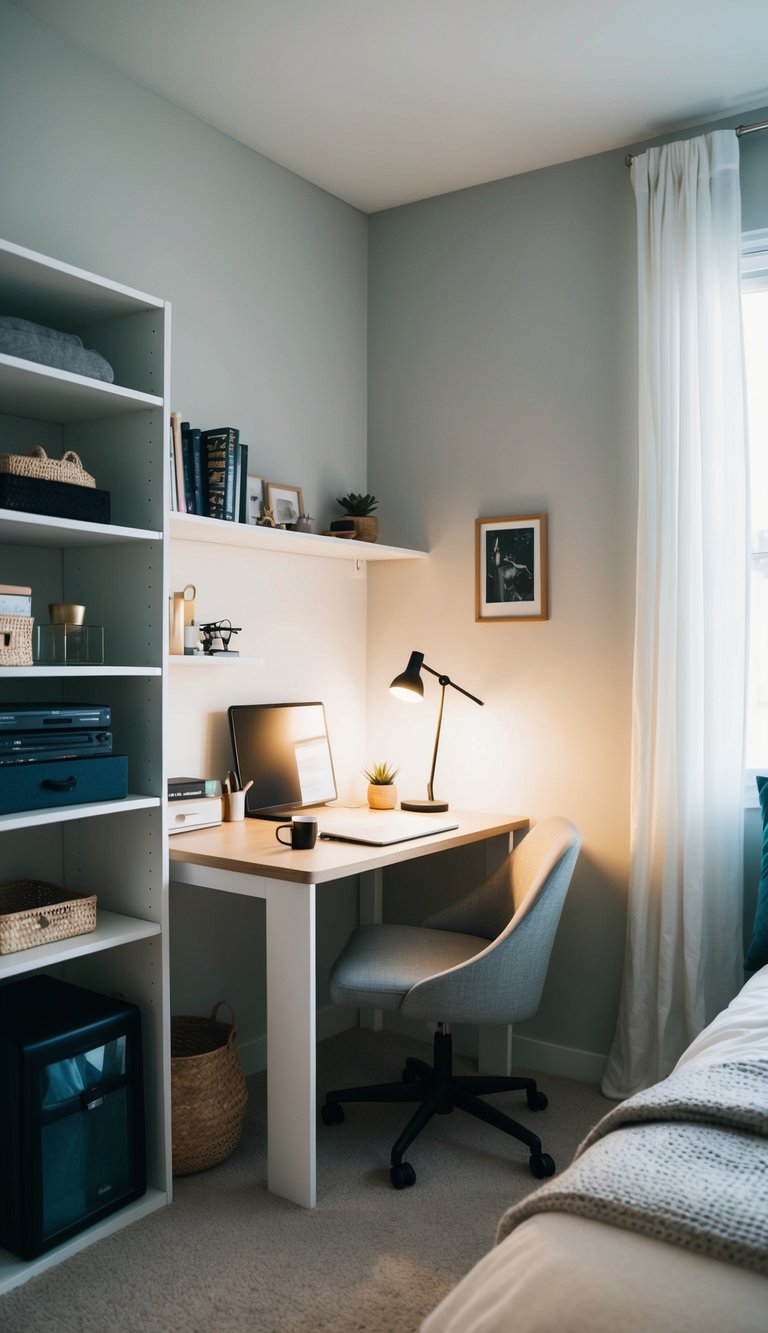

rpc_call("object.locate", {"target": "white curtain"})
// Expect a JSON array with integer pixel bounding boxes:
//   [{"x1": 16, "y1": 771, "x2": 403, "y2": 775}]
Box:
[{"x1": 603, "y1": 131, "x2": 749, "y2": 1099}]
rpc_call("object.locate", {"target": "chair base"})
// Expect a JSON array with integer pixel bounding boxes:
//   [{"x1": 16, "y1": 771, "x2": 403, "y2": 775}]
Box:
[{"x1": 321, "y1": 1028, "x2": 556, "y2": 1187}]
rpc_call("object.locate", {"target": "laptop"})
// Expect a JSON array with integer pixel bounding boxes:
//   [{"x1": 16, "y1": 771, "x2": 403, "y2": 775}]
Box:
[{"x1": 318, "y1": 811, "x2": 458, "y2": 846}]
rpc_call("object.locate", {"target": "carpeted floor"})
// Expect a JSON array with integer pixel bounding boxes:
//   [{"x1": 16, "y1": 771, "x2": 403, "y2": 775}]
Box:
[{"x1": 0, "y1": 1029, "x2": 609, "y2": 1333}]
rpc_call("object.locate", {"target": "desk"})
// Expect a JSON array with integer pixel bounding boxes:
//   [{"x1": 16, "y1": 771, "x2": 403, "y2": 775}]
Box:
[{"x1": 169, "y1": 808, "x2": 528, "y2": 1208}]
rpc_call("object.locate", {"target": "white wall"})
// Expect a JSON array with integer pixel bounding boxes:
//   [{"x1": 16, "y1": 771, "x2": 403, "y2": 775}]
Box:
[{"x1": 0, "y1": 0, "x2": 368, "y2": 1061}]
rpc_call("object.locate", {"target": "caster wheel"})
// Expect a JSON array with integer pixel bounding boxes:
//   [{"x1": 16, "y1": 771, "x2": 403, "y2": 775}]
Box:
[
  {"x1": 527, "y1": 1089, "x2": 548, "y2": 1111},
  {"x1": 529, "y1": 1152, "x2": 555, "y2": 1179},
  {"x1": 321, "y1": 1102, "x2": 344, "y2": 1125},
  {"x1": 390, "y1": 1161, "x2": 416, "y2": 1190}
]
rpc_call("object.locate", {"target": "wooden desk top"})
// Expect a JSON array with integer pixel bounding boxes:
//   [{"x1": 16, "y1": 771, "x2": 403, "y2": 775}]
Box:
[{"x1": 168, "y1": 808, "x2": 529, "y2": 885}]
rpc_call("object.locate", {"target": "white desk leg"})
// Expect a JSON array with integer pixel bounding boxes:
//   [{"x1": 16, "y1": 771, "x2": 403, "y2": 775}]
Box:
[
  {"x1": 265, "y1": 880, "x2": 317, "y2": 1207},
  {"x1": 358, "y1": 868, "x2": 383, "y2": 1032}
]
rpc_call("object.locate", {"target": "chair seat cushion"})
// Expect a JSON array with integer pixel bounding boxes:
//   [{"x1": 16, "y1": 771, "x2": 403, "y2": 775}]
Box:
[{"x1": 329, "y1": 922, "x2": 489, "y2": 1011}]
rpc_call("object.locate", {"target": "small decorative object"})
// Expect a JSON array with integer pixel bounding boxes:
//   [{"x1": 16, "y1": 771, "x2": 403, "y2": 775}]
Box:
[
  {"x1": 246, "y1": 474, "x2": 265, "y2": 524},
  {"x1": 170, "y1": 1001, "x2": 248, "y2": 1175},
  {"x1": 336, "y1": 492, "x2": 379, "y2": 542},
  {"x1": 48, "y1": 602, "x2": 86, "y2": 625},
  {"x1": 36, "y1": 622, "x2": 104, "y2": 666},
  {"x1": 257, "y1": 508, "x2": 277, "y2": 527},
  {"x1": 364, "y1": 761, "x2": 399, "y2": 810},
  {"x1": 198, "y1": 619, "x2": 242, "y2": 656},
  {"x1": 475, "y1": 515, "x2": 549, "y2": 622},
  {"x1": 293, "y1": 514, "x2": 313, "y2": 534},
  {"x1": 0, "y1": 446, "x2": 96, "y2": 488},
  {"x1": 266, "y1": 482, "x2": 304, "y2": 528}
]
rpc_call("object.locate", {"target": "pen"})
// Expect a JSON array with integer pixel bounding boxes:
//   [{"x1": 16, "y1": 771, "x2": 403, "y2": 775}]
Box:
[{"x1": 242, "y1": 780, "x2": 253, "y2": 794}]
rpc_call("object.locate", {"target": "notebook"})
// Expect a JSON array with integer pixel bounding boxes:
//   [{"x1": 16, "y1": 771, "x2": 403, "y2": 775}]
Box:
[{"x1": 318, "y1": 812, "x2": 459, "y2": 847}]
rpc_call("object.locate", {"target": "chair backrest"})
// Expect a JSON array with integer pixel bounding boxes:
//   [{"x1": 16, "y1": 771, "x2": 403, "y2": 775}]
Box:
[{"x1": 401, "y1": 816, "x2": 581, "y2": 1025}]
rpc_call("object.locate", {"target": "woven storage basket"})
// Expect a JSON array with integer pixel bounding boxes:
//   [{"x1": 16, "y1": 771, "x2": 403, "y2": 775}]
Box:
[
  {"x1": 0, "y1": 614, "x2": 33, "y2": 666},
  {"x1": 0, "y1": 446, "x2": 95, "y2": 488},
  {"x1": 0, "y1": 879, "x2": 97, "y2": 955},
  {"x1": 171, "y1": 1001, "x2": 248, "y2": 1175}
]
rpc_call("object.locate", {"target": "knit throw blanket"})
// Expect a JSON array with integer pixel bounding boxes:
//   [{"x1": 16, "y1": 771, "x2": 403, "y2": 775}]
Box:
[{"x1": 496, "y1": 1060, "x2": 768, "y2": 1276}]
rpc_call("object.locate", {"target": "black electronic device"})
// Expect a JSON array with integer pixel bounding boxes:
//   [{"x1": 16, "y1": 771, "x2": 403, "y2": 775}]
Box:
[
  {"x1": 228, "y1": 701, "x2": 337, "y2": 819},
  {"x1": 0, "y1": 703, "x2": 112, "y2": 732},
  {"x1": 0, "y1": 729, "x2": 113, "y2": 764},
  {"x1": 0, "y1": 975, "x2": 146, "y2": 1260}
]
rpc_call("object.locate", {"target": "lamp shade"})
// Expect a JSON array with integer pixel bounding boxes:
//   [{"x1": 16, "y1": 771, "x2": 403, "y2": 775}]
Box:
[{"x1": 389, "y1": 651, "x2": 425, "y2": 701}]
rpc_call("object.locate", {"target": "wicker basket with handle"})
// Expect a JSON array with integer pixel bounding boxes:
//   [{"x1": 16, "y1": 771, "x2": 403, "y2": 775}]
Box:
[
  {"x1": 171, "y1": 1001, "x2": 248, "y2": 1175},
  {"x1": 0, "y1": 879, "x2": 97, "y2": 954},
  {"x1": 0, "y1": 445, "x2": 95, "y2": 488}
]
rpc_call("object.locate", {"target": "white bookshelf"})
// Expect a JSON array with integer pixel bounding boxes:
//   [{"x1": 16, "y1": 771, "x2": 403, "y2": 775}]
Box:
[{"x1": 0, "y1": 238, "x2": 171, "y2": 1293}]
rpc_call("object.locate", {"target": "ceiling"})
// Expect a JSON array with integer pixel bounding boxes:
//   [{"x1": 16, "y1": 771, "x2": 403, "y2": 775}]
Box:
[{"x1": 10, "y1": 0, "x2": 768, "y2": 213}]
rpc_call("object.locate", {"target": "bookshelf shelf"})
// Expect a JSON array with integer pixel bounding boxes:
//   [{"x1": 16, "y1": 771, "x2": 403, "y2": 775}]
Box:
[{"x1": 170, "y1": 511, "x2": 427, "y2": 561}]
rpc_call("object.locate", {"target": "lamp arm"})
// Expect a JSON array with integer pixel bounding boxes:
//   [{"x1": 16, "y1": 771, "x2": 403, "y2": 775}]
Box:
[
  {"x1": 427, "y1": 680, "x2": 447, "y2": 803},
  {"x1": 422, "y1": 663, "x2": 484, "y2": 708}
]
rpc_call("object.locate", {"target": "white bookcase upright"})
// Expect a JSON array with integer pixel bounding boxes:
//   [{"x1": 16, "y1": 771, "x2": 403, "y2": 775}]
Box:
[{"x1": 0, "y1": 239, "x2": 170, "y2": 1294}]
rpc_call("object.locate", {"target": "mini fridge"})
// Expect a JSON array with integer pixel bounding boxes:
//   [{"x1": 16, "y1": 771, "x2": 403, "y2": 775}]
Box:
[{"x1": 0, "y1": 974, "x2": 146, "y2": 1260}]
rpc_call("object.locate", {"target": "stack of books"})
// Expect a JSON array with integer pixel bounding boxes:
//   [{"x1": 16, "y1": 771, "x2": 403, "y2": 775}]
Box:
[
  {"x1": 169, "y1": 413, "x2": 249, "y2": 522},
  {"x1": 0, "y1": 582, "x2": 32, "y2": 619}
]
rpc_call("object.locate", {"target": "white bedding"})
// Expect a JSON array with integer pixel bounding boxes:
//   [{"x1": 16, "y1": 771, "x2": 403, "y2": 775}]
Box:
[{"x1": 422, "y1": 965, "x2": 768, "y2": 1333}]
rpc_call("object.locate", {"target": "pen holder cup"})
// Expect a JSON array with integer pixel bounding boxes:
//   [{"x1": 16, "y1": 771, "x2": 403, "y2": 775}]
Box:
[{"x1": 222, "y1": 791, "x2": 246, "y2": 822}]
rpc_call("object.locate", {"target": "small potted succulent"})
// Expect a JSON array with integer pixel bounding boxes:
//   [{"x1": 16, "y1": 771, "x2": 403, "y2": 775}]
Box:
[
  {"x1": 363, "y1": 761, "x2": 399, "y2": 810},
  {"x1": 333, "y1": 492, "x2": 379, "y2": 543}
]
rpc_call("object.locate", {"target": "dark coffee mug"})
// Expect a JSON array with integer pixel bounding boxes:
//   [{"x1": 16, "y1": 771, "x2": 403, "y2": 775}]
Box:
[{"x1": 276, "y1": 816, "x2": 318, "y2": 850}]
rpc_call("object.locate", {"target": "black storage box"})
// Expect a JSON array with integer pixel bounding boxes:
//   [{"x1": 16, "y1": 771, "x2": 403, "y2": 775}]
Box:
[
  {"x1": 0, "y1": 975, "x2": 146, "y2": 1260},
  {"x1": 0, "y1": 754, "x2": 128, "y2": 815},
  {"x1": 0, "y1": 474, "x2": 110, "y2": 525}
]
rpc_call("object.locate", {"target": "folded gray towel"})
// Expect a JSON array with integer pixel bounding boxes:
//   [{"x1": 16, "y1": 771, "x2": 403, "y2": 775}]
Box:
[{"x1": 0, "y1": 314, "x2": 115, "y2": 383}]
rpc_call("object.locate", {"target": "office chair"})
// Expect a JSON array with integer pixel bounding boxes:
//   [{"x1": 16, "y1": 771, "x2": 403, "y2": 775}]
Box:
[{"x1": 321, "y1": 816, "x2": 580, "y2": 1189}]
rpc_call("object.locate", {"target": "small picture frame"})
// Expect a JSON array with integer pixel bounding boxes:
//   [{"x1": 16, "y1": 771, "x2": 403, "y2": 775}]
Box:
[
  {"x1": 246, "y1": 475, "x2": 265, "y2": 524},
  {"x1": 266, "y1": 482, "x2": 304, "y2": 528},
  {"x1": 475, "y1": 515, "x2": 548, "y2": 622}
]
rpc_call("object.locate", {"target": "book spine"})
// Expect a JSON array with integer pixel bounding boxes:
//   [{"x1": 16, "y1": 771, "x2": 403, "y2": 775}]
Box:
[
  {"x1": 189, "y1": 428, "x2": 205, "y2": 516},
  {"x1": 237, "y1": 443, "x2": 248, "y2": 523},
  {"x1": 223, "y1": 429, "x2": 239, "y2": 522},
  {"x1": 180, "y1": 422, "x2": 195, "y2": 514},
  {"x1": 202, "y1": 428, "x2": 239, "y2": 522},
  {"x1": 168, "y1": 778, "x2": 222, "y2": 799},
  {"x1": 171, "y1": 411, "x2": 187, "y2": 514}
]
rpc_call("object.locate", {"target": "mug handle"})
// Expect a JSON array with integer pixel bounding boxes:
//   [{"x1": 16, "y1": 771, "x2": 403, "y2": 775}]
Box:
[{"x1": 275, "y1": 824, "x2": 292, "y2": 846}]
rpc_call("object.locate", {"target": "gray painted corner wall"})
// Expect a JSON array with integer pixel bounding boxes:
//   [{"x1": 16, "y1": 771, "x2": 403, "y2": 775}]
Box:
[
  {"x1": 366, "y1": 114, "x2": 768, "y2": 1070},
  {"x1": 2, "y1": 0, "x2": 767, "y2": 1079}
]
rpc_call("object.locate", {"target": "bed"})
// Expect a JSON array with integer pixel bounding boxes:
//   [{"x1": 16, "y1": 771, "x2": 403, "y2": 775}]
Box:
[{"x1": 422, "y1": 964, "x2": 768, "y2": 1333}]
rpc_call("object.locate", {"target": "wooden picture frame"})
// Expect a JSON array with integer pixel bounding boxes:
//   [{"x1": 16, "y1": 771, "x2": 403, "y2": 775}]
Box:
[
  {"x1": 246, "y1": 474, "x2": 265, "y2": 524},
  {"x1": 266, "y1": 482, "x2": 304, "y2": 528},
  {"x1": 475, "y1": 514, "x2": 548, "y2": 621}
]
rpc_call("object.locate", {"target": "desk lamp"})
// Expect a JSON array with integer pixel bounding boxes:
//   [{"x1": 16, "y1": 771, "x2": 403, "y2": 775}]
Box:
[{"x1": 390, "y1": 650, "x2": 484, "y2": 811}]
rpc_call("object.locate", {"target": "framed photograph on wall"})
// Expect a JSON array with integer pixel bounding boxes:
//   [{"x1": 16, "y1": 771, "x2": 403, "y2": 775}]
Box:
[
  {"x1": 246, "y1": 475, "x2": 265, "y2": 524},
  {"x1": 266, "y1": 482, "x2": 304, "y2": 528},
  {"x1": 475, "y1": 514, "x2": 548, "y2": 621}
]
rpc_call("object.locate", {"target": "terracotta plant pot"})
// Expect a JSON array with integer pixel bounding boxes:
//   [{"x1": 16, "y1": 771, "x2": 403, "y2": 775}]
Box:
[{"x1": 367, "y1": 783, "x2": 397, "y2": 810}]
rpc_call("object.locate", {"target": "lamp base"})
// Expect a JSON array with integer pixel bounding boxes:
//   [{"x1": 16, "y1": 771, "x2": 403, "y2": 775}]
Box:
[{"x1": 400, "y1": 798, "x2": 450, "y2": 813}]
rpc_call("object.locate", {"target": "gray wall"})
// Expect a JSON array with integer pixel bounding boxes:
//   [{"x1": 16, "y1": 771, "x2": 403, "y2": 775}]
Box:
[
  {"x1": 2, "y1": 0, "x2": 766, "y2": 1079},
  {"x1": 367, "y1": 113, "x2": 768, "y2": 1074}
]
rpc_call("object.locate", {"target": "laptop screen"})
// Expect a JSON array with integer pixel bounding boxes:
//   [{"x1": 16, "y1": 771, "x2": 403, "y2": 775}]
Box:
[{"x1": 228, "y1": 702, "x2": 337, "y2": 818}]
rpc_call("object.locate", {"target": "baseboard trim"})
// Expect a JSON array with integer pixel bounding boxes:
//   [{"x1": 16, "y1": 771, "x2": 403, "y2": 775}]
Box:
[{"x1": 237, "y1": 1008, "x2": 606, "y2": 1085}]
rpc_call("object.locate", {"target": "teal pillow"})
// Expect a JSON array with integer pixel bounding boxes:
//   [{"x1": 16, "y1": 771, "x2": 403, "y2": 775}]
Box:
[{"x1": 745, "y1": 775, "x2": 768, "y2": 972}]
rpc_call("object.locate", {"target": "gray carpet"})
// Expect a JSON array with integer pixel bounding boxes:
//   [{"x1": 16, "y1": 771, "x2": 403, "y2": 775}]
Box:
[{"x1": 0, "y1": 1029, "x2": 609, "y2": 1333}]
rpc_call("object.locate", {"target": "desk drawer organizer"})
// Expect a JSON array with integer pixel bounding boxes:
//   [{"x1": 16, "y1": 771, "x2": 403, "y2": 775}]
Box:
[
  {"x1": 0, "y1": 614, "x2": 34, "y2": 666},
  {"x1": 0, "y1": 879, "x2": 97, "y2": 955},
  {"x1": 0, "y1": 754, "x2": 128, "y2": 815}
]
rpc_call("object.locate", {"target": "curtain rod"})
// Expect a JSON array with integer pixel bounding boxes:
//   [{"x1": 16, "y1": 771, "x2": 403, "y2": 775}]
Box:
[{"x1": 624, "y1": 118, "x2": 768, "y2": 168}]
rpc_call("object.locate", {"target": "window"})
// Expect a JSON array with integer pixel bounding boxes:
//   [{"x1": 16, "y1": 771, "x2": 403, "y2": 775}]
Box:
[{"x1": 742, "y1": 233, "x2": 768, "y2": 788}]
